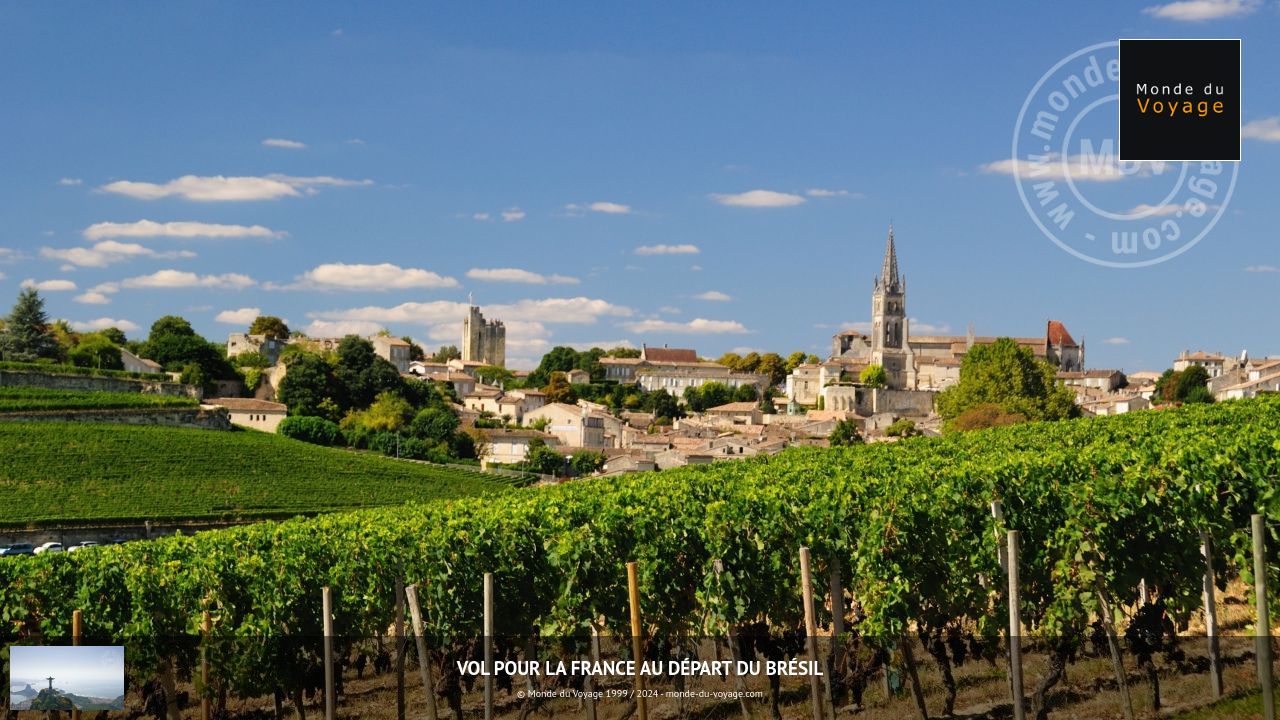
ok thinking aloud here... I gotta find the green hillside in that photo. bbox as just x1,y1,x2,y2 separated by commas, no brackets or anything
0,386,198,412
0,422,512,527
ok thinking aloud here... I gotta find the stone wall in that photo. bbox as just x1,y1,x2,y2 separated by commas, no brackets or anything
0,405,231,430
869,388,936,416
0,518,260,548
0,369,200,398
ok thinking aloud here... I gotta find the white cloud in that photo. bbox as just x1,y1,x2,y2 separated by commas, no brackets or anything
69,317,140,332
20,278,77,292
806,188,864,199
215,307,263,325
310,297,631,327
694,290,732,302
41,241,196,268
0,271,5,280
566,339,635,351
279,263,459,291
73,291,111,305
501,207,526,222
303,319,385,337
1143,0,1259,21
99,174,372,201
345,138,366,145
1242,117,1280,142
84,220,282,241
620,318,749,335
262,138,307,149
59,177,82,186
658,306,681,315
0,248,25,263
472,212,492,221
980,154,1171,183
635,244,700,256
1245,265,1279,273
122,270,255,290
1127,202,1221,217
1103,337,1132,345
466,268,579,285
589,201,632,215
711,189,806,208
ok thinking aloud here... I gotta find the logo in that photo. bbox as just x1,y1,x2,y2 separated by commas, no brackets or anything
1012,41,1238,268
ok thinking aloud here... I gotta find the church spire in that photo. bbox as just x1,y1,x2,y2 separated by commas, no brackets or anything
878,224,901,292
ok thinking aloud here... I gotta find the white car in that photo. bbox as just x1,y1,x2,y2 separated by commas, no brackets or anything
68,541,100,553
33,542,64,554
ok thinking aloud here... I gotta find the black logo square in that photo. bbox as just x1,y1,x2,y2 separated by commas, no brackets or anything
1119,39,1240,161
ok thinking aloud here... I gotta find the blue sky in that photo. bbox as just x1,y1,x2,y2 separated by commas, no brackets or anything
0,2,1276,370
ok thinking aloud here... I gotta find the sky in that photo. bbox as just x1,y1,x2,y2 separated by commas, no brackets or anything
9,645,125,698
0,1,1276,371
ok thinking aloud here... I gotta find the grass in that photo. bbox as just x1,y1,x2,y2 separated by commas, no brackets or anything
1170,690,1264,719
0,422,512,527
0,386,198,412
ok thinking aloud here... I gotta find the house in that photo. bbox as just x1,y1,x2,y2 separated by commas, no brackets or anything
601,450,658,475
565,368,591,385
371,336,412,373
1058,369,1126,392
523,403,610,449
119,348,163,374
478,429,558,466
703,401,763,426
416,370,477,398
208,397,288,432
1173,350,1233,378
227,333,289,365
1221,369,1280,400
1082,394,1152,416
600,344,768,394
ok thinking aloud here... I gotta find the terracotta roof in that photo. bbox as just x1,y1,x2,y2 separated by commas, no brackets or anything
641,346,699,363
706,402,760,413
1180,351,1226,361
479,428,557,440
374,336,411,346
1046,320,1076,346
208,397,287,412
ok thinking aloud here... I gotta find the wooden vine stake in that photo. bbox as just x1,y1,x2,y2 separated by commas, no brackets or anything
484,572,495,720
1254,514,1276,720
395,580,407,720
1093,581,1135,720
404,584,439,720
714,559,754,720
1201,531,1222,699
323,586,335,720
627,561,649,720
826,558,842,719
798,547,824,720
201,609,212,720
72,610,82,720
1006,530,1025,720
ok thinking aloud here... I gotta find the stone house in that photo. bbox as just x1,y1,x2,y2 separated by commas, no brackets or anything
478,428,558,466
372,336,412,373
119,348,163,375
208,397,288,432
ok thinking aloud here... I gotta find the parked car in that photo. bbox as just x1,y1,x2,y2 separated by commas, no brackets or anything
33,542,64,554
0,542,35,556
68,541,100,553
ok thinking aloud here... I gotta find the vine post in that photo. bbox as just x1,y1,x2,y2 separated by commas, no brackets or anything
395,579,407,720
323,586,335,720
201,609,212,720
404,584,439,720
1253,514,1275,720
626,561,648,720
826,558,842,719
798,547,824,720
1093,581,1135,720
1006,530,1025,720
484,572,495,720
713,559,754,720
584,624,599,720
72,609,82,720
1200,531,1222,699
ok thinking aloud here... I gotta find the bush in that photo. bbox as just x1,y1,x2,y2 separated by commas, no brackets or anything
278,416,345,447
885,418,920,438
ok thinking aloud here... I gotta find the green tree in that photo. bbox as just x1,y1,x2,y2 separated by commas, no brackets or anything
142,315,236,388
335,335,404,408
528,346,579,387
0,288,60,361
1175,365,1213,403
785,351,808,374
248,315,290,339
410,406,460,443
757,352,787,386
860,364,887,389
935,338,1079,431
475,365,515,386
524,438,565,476
828,418,864,446
543,371,578,404
885,418,920,437
278,352,344,420
401,336,425,362
732,384,758,402
684,381,733,412
354,391,415,432
230,350,270,369
428,345,461,363
570,450,606,476
67,332,124,370
99,326,128,346
646,389,685,422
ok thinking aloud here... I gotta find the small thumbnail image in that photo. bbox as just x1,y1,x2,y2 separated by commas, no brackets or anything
9,645,125,712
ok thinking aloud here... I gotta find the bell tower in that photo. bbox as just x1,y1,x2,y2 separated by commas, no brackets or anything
869,225,913,389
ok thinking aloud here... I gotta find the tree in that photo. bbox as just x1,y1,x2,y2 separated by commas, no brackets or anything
732,384,758,402
759,387,777,414
278,352,343,420
860,364,887,389
335,335,404,408
828,418,864,446
527,346,579,387
428,345,461,363
68,332,124,370
410,406,460,443
684,382,732,412
1175,365,1213,403
543,371,578,404
570,450,606,476
605,347,641,359
935,338,1079,431
354,391,415,432
884,418,920,438
49,319,78,361
230,350,270,369
524,438,565,476
401,336,425,362
142,315,236,389
0,288,60,362
949,403,1027,432
646,389,685,422
278,416,345,446
785,351,808,374
99,327,128,346
757,352,787,386
475,365,515,387
248,315,290,339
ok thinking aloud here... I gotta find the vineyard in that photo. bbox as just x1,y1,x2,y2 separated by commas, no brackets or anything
0,423,512,527
3,397,1280,719
0,386,198,412
0,360,168,380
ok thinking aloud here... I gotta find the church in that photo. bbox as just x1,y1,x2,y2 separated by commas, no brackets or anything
787,226,1084,406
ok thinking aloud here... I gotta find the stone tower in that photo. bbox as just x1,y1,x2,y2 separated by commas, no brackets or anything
461,304,506,367
869,225,914,390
